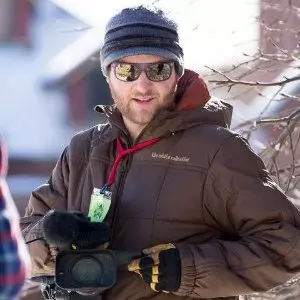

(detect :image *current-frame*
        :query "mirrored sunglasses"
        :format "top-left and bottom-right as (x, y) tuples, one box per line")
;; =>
(111, 61), (174, 82)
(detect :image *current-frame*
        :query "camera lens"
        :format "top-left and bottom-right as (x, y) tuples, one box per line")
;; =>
(71, 257), (103, 286)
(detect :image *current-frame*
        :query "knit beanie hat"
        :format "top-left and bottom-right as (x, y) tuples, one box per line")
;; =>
(100, 5), (184, 77)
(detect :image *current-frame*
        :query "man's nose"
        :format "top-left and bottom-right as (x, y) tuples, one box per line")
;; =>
(134, 71), (152, 93)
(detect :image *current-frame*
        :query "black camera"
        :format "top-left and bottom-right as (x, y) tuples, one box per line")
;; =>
(55, 249), (138, 294)
(38, 210), (140, 299)
(55, 249), (117, 295)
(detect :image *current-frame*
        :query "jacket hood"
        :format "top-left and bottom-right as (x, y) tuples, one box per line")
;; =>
(95, 69), (232, 139)
(174, 69), (210, 110)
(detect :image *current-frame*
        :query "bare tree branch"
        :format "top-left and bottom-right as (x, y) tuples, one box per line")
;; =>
(207, 68), (300, 87)
(284, 129), (295, 192)
(270, 163), (300, 176)
(255, 108), (300, 125)
(261, 21), (300, 34)
(259, 111), (300, 165)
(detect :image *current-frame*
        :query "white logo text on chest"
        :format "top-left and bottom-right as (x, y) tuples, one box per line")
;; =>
(152, 152), (190, 162)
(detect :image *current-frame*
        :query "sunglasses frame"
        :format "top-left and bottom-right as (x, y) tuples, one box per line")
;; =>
(111, 61), (175, 82)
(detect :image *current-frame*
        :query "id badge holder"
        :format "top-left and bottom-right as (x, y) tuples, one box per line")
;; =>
(88, 185), (112, 222)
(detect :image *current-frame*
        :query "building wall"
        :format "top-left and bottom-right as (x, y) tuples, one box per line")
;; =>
(0, 0), (14, 41)
(260, 0), (300, 54)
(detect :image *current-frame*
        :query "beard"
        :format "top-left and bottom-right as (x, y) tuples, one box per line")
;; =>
(109, 82), (178, 127)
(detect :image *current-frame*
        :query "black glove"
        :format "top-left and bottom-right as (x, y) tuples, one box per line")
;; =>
(128, 243), (181, 292)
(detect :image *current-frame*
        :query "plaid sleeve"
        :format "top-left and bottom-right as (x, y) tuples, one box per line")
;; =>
(0, 141), (29, 300)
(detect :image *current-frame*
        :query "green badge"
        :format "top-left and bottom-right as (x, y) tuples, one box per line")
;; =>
(88, 188), (112, 222)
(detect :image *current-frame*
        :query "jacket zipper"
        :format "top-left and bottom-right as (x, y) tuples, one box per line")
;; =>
(110, 154), (133, 247)
(107, 119), (160, 244)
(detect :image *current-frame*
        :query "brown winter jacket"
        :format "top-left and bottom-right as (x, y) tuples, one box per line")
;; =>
(22, 69), (300, 300)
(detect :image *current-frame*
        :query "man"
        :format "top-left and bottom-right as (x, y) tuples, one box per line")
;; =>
(22, 5), (300, 300)
(0, 139), (30, 299)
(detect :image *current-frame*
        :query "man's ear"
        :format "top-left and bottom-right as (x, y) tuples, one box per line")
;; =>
(105, 68), (111, 83)
(105, 65), (112, 83)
